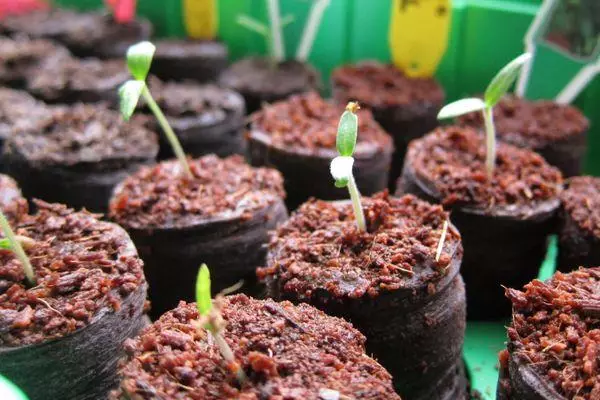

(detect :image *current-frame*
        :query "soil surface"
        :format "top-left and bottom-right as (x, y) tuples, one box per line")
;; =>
(6, 103), (157, 167)
(0, 174), (27, 224)
(0, 88), (51, 141)
(458, 96), (589, 148)
(0, 35), (70, 84)
(109, 155), (285, 230)
(561, 176), (600, 238)
(146, 78), (244, 125)
(331, 61), (444, 108)
(250, 92), (391, 153)
(406, 126), (563, 215)
(111, 295), (400, 399)
(257, 192), (459, 298)
(27, 55), (128, 102)
(504, 267), (600, 399)
(220, 57), (320, 98)
(0, 201), (146, 347)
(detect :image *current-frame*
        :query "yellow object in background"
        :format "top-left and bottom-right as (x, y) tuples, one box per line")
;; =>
(389, 0), (451, 78)
(184, 0), (218, 39)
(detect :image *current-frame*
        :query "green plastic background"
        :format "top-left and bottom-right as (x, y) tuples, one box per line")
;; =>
(30, 0), (600, 398)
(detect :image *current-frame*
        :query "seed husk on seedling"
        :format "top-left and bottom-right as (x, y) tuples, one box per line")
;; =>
(0, 212), (35, 286)
(330, 102), (366, 232)
(118, 41), (192, 178)
(195, 264), (246, 385)
(437, 53), (532, 178)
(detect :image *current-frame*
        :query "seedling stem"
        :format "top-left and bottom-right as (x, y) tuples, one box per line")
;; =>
(0, 212), (35, 286)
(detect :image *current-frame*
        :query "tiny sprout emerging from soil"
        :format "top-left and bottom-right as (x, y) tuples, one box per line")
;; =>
(0, 212), (35, 286)
(119, 41), (192, 178)
(435, 219), (449, 263)
(330, 102), (366, 232)
(195, 264), (247, 385)
(437, 53), (532, 178)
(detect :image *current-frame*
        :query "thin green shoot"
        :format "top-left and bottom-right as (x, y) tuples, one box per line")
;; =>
(195, 264), (246, 385)
(0, 212), (35, 286)
(236, 13), (294, 62)
(118, 41), (192, 178)
(435, 219), (449, 263)
(437, 53), (532, 178)
(330, 102), (366, 232)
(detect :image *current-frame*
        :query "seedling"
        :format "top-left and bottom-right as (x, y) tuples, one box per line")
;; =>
(330, 102), (366, 232)
(236, 0), (330, 62)
(0, 212), (35, 286)
(118, 41), (192, 178)
(195, 264), (246, 385)
(437, 53), (532, 178)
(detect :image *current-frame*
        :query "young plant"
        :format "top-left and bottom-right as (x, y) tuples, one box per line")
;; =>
(195, 264), (246, 385)
(330, 102), (366, 232)
(0, 212), (35, 286)
(118, 41), (192, 178)
(437, 53), (532, 178)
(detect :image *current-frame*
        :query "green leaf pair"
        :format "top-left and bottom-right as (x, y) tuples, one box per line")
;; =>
(118, 41), (156, 121)
(437, 53), (532, 119)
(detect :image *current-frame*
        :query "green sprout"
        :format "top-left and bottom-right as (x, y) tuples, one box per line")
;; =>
(330, 102), (366, 232)
(118, 41), (192, 178)
(437, 53), (532, 178)
(195, 264), (246, 385)
(0, 212), (35, 286)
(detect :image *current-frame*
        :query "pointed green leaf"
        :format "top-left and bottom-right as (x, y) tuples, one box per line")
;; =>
(118, 80), (145, 121)
(437, 98), (487, 120)
(336, 107), (358, 157)
(196, 264), (212, 316)
(484, 53), (532, 107)
(126, 41), (156, 81)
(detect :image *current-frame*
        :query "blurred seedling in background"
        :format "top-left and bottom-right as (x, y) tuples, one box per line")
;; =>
(0, 212), (35, 286)
(237, 0), (330, 63)
(195, 264), (246, 385)
(330, 102), (366, 232)
(118, 41), (192, 178)
(437, 53), (532, 178)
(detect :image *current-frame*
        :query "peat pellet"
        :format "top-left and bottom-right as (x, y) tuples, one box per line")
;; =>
(498, 268), (600, 400)
(151, 39), (228, 83)
(219, 57), (321, 114)
(26, 55), (129, 105)
(0, 35), (70, 89)
(248, 92), (393, 210)
(144, 79), (246, 159)
(557, 176), (600, 272)
(3, 103), (158, 213)
(0, 201), (148, 400)
(0, 9), (152, 59)
(459, 95), (589, 177)
(331, 61), (444, 190)
(109, 155), (288, 317)
(111, 295), (400, 399)
(397, 126), (563, 319)
(258, 192), (467, 399)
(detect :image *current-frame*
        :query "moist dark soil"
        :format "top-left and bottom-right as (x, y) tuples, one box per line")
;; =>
(3, 103), (158, 212)
(258, 192), (467, 399)
(499, 268), (600, 399)
(144, 78), (246, 159)
(0, 174), (28, 224)
(398, 126), (563, 319)
(219, 57), (321, 114)
(249, 92), (393, 209)
(0, 201), (148, 400)
(151, 39), (228, 83)
(0, 88), (51, 148)
(26, 55), (129, 105)
(0, 35), (70, 88)
(331, 61), (445, 190)
(459, 96), (589, 177)
(111, 295), (401, 400)
(0, 9), (152, 59)
(558, 176), (600, 271)
(109, 155), (288, 316)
